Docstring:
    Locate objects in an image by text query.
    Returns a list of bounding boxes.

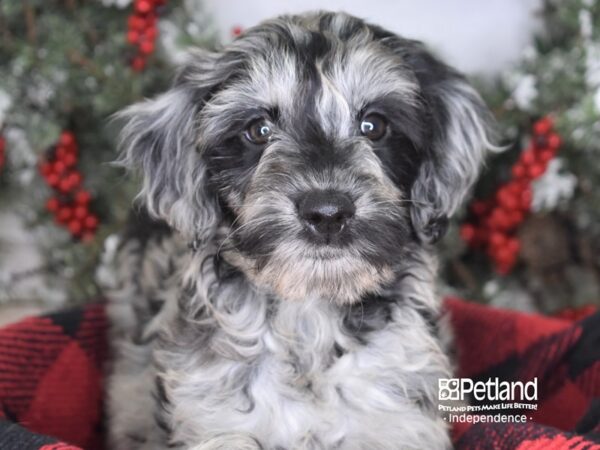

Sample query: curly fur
[104,11,495,450]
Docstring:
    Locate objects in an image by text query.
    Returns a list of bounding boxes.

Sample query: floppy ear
[381,37,497,244]
[412,72,496,243]
[116,50,227,241]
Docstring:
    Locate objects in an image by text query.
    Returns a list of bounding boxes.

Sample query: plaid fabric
[0,304,106,450]
[446,298,600,450]
[0,299,597,449]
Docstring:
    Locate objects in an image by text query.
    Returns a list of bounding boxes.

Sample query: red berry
[144,14,157,27]
[47,173,60,188]
[136,0,152,14]
[520,189,532,211]
[68,220,83,236]
[63,152,77,167]
[527,163,545,179]
[507,238,520,253]
[131,56,146,71]
[232,25,243,37]
[489,232,507,248]
[460,224,476,243]
[75,190,91,204]
[547,133,561,150]
[488,208,510,230]
[74,205,88,220]
[144,26,158,40]
[59,131,76,148]
[507,180,524,195]
[496,247,516,265]
[68,171,82,187]
[511,163,526,179]
[127,30,140,44]
[84,214,99,230]
[139,40,155,54]
[56,146,68,160]
[538,149,555,164]
[53,160,67,174]
[497,189,519,211]
[57,207,73,224]
[520,149,536,166]
[533,117,553,136]
[58,177,73,193]
[128,16,146,31]
[46,197,60,213]
[508,210,525,227]
[64,145,78,157]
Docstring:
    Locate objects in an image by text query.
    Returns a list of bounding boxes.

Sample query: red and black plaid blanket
[0,299,598,449]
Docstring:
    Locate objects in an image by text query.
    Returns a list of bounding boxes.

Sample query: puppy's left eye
[360,114,387,141]
[244,119,273,145]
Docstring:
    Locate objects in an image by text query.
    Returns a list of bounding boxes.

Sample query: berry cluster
[460,117,561,274]
[0,135,5,172]
[127,0,166,71]
[39,131,99,241]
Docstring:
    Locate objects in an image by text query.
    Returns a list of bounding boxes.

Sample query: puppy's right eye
[360,113,387,141]
[244,119,273,145]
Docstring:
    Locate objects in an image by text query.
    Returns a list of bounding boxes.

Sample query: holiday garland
[460,117,562,274]
[39,132,99,242]
[126,0,166,71]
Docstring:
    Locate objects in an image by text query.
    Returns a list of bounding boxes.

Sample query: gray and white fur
[104,11,496,450]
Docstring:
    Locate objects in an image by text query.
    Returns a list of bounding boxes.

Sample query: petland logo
[439,377,538,402]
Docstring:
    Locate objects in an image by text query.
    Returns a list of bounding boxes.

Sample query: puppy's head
[118,12,495,303]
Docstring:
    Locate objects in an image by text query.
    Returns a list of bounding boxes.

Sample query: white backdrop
[207,0,541,75]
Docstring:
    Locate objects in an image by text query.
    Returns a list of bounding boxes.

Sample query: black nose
[298,190,355,238]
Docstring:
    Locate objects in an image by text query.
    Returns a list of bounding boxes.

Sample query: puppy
[105,11,495,450]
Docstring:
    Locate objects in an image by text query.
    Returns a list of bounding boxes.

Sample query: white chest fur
[157,272,451,450]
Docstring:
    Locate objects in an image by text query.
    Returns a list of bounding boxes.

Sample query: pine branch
[66,49,108,81]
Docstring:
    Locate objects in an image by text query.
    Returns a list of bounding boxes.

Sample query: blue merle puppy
[105,11,495,450]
